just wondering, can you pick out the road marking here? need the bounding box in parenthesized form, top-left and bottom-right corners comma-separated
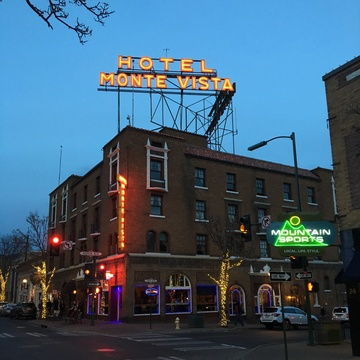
(221, 343, 247, 349)
(174, 344, 247, 351)
(0, 333, 15, 338)
(26, 332, 47, 337)
(56, 331, 82, 336)
(16, 326, 25, 329)
(157, 357, 186, 360)
(154, 340, 212, 346)
(134, 337, 192, 342)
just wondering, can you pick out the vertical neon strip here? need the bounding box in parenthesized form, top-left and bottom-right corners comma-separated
(117, 175, 127, 250)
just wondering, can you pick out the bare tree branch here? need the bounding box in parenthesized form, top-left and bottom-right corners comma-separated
(24, 0, 113, 44)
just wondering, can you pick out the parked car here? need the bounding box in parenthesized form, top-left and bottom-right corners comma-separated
(331, 306, 349, 323)
(0, 302, 7, 310)
(9, 303, 37, 320)
(0, 303, 17, 317)
(260, 306, 319, 329)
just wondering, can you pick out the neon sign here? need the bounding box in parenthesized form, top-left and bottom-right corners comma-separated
(266, 216, 336, 247)
(99, 56, 234, 92)
(117, 175, 127, 250)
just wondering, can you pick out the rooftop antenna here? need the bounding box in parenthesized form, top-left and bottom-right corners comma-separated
(163, 48, 170, 57)
(58, 145, 63, 185)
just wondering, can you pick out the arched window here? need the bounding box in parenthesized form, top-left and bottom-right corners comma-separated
(229, 285, 246, 315)
(165, 274, 192, 314)
(146, 231, 156, 252)
(159, 232, 169, 253)
(255, 284, 275, 314)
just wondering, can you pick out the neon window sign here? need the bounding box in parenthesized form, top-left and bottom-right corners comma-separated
(266, 216, 336, 247)
(117, 175, 127, 250)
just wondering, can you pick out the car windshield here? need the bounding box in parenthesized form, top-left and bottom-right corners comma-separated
(263, 307, 279, 313)
(333, 307, 347, 313)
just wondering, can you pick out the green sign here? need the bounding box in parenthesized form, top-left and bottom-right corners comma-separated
(267, 216, 336, 248)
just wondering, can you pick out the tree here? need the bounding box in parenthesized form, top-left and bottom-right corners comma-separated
(205, 217, 247, 327)
(0, 234, 25, 301)
(23, 0, 114, 44)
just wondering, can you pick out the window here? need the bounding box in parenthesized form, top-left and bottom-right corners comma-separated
(50, 194, 57, 228)
(146, 139, 168, 191)
(109, 142, 119, 191)
(70, 219, 76, 241)
(150, 195, 162, 216)
(259, 239, 269, 258)
(72, 192, 77, 210)
(111, 196, 117, 219)
(159, 232, 169, 253)
(226, 173, 236, 192)
(196, 285, 218, 312)
(195, 168, 206, 187)
(134, 284, 160, 315)
(61, 185, 68, 221)
(256, 178, 265, 195)
(195, 200, 206, 220)
(146, 231, 156, 252)
(165, 274, 192, 314)
(227, 204, 238, 224)
(283, 183, 292, 200)
(95, 176, 101, 195)
(91, 207, 100, 234)
(257, 208, 266, 224)
(79, 213, 87, 238)
(83, 184, 88, 203)
(307, 187, 316, 203)
(108, 233, 117, 255)
(196, 234, 207, 255)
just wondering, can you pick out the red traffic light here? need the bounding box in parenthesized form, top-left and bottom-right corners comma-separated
(99, 264, 105, 270)
(49, 234, 61, 256)
(51, 235, 61, 245)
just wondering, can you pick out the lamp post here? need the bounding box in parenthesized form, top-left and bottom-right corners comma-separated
(248, 132, 302, 212)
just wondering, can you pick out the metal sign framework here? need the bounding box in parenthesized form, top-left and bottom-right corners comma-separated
(97, 57, 237, 152)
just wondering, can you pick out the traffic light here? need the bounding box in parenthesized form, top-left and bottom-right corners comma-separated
(239, 215, 252, 241)
(96, 264, 106, 280)
(49, 234, 61, 256)
(289, 256, 308, 269)
(84, 263, 94, 280)
(307, 281, 319, 293)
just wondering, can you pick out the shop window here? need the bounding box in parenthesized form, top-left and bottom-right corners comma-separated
(134, 284, 160, 315)
(196, 285, 218, 312)
(165, 274, 192, 314)
(255, 284, 275, 314)
(87, 290, 109, 316)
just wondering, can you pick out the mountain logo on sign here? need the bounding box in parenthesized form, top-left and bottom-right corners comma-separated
(272, 216, 329, 247)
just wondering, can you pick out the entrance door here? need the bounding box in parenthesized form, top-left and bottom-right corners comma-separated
(109, 286, 122, 321)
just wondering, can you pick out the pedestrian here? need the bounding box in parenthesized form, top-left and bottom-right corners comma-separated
(234, 304, 245, 327)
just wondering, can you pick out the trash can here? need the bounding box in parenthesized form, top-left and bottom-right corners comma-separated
(314, 321, 343, 344)
(187, 314, 204, 328)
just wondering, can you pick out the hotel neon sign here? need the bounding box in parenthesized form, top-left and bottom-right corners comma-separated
(117, 175, 127, 251)
(99, 56, 234, 92)
(266, 216, 336, 254)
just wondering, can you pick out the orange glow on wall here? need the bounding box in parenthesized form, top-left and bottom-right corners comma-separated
(117, 175, 127, 250)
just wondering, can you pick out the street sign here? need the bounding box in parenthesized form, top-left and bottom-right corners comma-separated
(295, 272, 312, 280)
(80, 251, 102, 257)
(62, 241, 73, 251)
(270, 272, 292, 282)
(261, 215, 272, 229)
(88, 281, 101, 287)
(145, 288, 158, 296)
(144, 278, 158, 284)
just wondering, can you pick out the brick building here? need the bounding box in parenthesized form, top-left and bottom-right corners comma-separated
(48, 126, 343, 321)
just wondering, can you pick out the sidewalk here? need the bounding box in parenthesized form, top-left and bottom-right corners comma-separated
(30, 318, 356, 359)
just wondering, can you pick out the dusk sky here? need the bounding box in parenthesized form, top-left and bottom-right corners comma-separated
(0, 1, 359, 235)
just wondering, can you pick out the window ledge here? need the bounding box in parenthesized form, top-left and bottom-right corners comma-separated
(226, 190, 239, 194)
(82, 201, 88, 206)
(77, 237, 87, 241)
(195, 219, 209, 223)
(307, 202, 319, 206)
(194, 186, 208, 190)
(283, 199, 294, 202)
(256, 194, 268, 199)
(110, 217, 118, 222)
(195, 254, 211, 257)
(150, 214, 166, 219)
(72, 208, 77, 212)
(94, 193, 101, 198)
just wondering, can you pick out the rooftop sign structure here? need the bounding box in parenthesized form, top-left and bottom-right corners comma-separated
(266, 215, 336, 256)
(99, 56, 235, 94)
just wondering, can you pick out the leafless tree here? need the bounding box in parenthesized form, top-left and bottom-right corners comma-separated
(22, 0, 114, 44)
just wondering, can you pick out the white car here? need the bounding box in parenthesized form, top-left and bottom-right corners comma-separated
(331, 306, 349, 322)
(260, 306, 319, 329)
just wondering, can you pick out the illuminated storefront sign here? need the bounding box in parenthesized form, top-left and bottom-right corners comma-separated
(117, 175, 127, 250)
(99, 56, 234, 92)
(267, 216, 336, 249)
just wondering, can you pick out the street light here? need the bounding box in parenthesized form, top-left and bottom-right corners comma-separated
(248, 132, 302, 212)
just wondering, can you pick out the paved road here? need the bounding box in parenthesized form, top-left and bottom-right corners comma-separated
(0, 317, 317, 360)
